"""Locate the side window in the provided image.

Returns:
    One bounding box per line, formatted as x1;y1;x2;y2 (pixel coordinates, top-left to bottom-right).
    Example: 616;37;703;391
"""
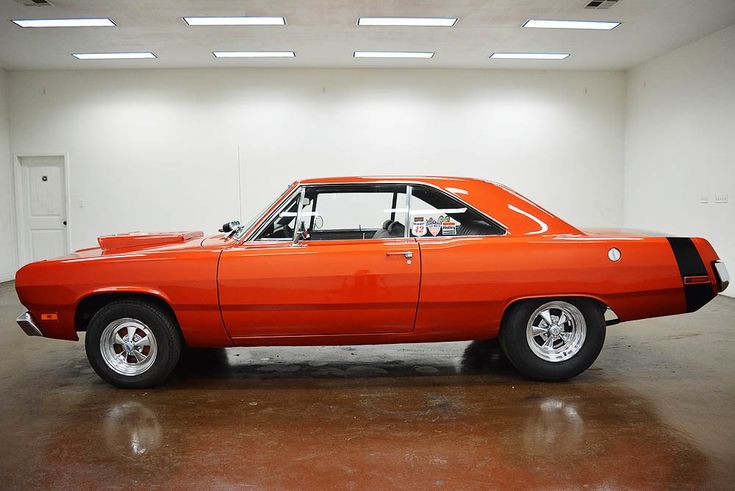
256;193;303;241
409;186;504;237
253;184;503;241
306;184;408;241
315;193;393;230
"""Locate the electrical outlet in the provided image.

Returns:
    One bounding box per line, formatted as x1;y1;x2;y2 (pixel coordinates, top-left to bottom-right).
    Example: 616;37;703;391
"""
714;193;728;204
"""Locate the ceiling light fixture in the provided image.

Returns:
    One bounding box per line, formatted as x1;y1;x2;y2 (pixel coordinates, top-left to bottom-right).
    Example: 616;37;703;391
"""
523;19;620;30
354;51;434;59
358;17;457;27
490;52;569;60
184;16;285;26
213;51;295;58
73;52;156;60
13;18;115;28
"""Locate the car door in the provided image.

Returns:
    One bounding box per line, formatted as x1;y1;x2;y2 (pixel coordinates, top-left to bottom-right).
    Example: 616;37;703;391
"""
406;185;508;336
218;184;421;340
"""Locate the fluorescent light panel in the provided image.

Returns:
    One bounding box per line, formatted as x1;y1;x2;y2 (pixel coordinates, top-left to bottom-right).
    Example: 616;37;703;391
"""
358;17;457;27
213;51;295;58
490;52;569;60
523;19;620;30
73;52;156;60
13;18;115;28
184;16;285;26
354;51;434;59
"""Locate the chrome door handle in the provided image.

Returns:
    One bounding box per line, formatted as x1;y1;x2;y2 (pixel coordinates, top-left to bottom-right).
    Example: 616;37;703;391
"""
386;251;413;259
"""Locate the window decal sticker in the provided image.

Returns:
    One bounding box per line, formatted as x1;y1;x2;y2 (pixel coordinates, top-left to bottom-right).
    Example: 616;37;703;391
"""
427;217;441;236
441;221;457;235
411;216;427;237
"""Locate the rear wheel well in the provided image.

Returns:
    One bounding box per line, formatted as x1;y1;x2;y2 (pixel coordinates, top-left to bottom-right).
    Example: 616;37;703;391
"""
499;296;610;332
75;293;179;333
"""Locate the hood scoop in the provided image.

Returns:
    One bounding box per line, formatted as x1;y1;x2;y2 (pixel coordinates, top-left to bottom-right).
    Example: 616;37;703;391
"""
98;231;204;251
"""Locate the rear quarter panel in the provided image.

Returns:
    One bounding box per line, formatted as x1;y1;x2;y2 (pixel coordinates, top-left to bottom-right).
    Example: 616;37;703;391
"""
416;235;687;340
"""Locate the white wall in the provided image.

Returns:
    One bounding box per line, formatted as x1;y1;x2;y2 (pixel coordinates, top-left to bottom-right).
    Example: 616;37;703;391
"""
625;24;735;296
0;69;17;282
8;68;626;256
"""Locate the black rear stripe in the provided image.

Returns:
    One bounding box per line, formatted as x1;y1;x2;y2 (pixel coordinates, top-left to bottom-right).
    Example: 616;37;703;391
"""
667;237;714;312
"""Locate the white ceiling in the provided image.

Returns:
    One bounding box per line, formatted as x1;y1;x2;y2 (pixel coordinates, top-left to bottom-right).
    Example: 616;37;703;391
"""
0;0;734;71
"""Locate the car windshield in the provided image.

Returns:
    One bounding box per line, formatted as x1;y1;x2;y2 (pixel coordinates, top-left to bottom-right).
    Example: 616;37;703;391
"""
231;184;295;240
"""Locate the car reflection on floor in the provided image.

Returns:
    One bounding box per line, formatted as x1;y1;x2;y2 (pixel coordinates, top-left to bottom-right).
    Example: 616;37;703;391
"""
11;341;705;489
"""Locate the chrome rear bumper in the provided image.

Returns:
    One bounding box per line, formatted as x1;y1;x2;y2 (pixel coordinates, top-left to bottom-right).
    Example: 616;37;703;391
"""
713;260;730;293
16;312;43;337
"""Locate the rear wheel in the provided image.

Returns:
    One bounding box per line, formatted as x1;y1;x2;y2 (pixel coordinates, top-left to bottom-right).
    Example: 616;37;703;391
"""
499;298;605;381
85;300;183;388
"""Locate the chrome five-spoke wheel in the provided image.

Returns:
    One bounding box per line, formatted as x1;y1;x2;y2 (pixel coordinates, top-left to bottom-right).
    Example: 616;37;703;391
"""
526;302;586;362
100;318;158;376
86;300;182;388
499;298;605;381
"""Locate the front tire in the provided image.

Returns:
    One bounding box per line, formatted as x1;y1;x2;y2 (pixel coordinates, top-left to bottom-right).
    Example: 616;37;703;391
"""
85;300;183;388
499;298;605;381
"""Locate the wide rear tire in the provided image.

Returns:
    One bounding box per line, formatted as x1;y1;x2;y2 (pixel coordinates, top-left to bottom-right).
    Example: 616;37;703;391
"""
85;300;183;389
499;298;605;381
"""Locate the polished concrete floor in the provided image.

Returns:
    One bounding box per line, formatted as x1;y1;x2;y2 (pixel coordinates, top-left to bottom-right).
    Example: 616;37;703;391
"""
1;281;734;490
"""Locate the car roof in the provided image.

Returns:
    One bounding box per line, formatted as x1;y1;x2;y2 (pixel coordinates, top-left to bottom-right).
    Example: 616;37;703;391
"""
297;176;494;187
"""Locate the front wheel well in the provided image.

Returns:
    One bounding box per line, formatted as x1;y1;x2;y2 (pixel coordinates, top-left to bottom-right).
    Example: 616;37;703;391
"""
74;292;179;333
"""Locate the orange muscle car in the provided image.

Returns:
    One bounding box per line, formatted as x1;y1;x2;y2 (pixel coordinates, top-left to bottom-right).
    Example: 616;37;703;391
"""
15;176;730;388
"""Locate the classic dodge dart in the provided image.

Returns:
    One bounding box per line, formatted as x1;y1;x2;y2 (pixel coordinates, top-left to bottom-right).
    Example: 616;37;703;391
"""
15;176;729;388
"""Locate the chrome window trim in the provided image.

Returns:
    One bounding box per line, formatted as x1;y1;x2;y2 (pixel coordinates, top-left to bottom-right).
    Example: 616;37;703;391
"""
292;186;307;245
404;185;412;238
242;180;508;243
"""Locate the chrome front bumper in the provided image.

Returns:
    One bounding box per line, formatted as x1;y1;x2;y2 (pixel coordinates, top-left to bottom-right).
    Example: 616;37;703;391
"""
16;312;43;337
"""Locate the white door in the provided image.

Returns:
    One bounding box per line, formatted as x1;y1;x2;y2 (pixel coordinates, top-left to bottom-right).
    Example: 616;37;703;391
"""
18;156;68;264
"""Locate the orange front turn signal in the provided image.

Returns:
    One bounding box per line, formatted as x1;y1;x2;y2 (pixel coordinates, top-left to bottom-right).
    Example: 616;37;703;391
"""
40;313;59;321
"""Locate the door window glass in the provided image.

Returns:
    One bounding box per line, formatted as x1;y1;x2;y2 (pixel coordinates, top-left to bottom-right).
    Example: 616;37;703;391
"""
305;184;408;241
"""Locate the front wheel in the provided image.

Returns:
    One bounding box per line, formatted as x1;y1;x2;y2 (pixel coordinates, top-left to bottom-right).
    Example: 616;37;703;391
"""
85;300;183;388
499;298;605;381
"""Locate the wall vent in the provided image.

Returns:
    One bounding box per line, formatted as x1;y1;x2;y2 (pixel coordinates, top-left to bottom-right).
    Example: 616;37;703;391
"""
17;0;54;6
585;0;618;8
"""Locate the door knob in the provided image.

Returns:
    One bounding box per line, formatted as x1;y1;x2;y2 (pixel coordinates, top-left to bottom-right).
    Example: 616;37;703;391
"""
386;251;413;259
63;221;67;226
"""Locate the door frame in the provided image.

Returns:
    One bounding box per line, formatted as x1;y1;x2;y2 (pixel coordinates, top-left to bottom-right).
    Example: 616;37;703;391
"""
13;153;72;267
